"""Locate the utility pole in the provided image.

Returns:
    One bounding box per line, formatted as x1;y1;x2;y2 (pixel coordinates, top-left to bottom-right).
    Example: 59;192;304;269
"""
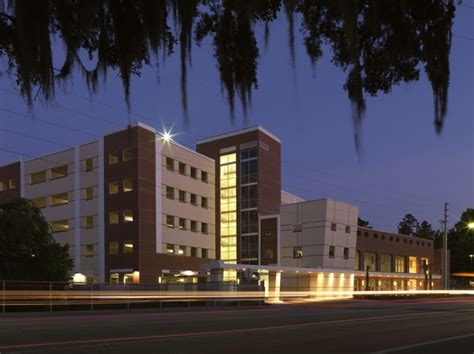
441;203;449;290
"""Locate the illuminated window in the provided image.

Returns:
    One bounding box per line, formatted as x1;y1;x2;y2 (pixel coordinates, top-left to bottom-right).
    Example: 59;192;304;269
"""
30;170;46;184
109;212;119;224
109;152;118;165
123;148;134;161
293;246;303;259
0;180;6;191
86;244;94;257
364;252;376;271
109;181;119;195
85;158;93;172
124;241;133;253
84;216;94;229
179;190;186;202
201;171;208;183
201;196;208;208
381;254;392;272
166;215;174;228
166;244;175;254
51;165;68;179
190;193;197;205
32;197;47;209
329;245;335;258
166;186;174;199
8;179;16;189
409;256;417;273
50;192;69;206
190;167;197;179
166;157;174;171
109;241;119;254
84;187;94;200
179;162;186;175
220;153;237;266
191;220;197;232
331;223;337;231
178;245;186;255
123;178;133;192
51;220;69;233
179;218;186;230
123;210;134;223
191;247;197;257
110;273;119;283
201;222;208;234
343;247;349;259
395;256;406;273
202;248;208;258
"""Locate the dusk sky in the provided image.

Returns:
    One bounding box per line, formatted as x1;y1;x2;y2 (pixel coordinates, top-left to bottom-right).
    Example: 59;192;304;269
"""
0;7;472;232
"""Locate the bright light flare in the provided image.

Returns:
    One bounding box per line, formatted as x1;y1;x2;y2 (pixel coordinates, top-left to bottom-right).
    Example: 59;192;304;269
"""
467;222;474;230
161;129;174;143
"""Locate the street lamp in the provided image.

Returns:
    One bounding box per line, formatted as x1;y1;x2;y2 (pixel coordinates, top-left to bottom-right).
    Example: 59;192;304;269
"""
467;222;474;230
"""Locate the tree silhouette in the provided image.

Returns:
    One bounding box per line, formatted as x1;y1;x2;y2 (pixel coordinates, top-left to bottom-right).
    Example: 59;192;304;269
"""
0;0;456;149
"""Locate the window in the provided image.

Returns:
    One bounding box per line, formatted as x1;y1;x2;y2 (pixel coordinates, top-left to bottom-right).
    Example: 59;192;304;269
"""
166;186;174;199
201;197;208;208
201;222;208;234
264;249;274;259
51;165;68;179
345;226;351;234
0;180;6;191
84;216;94;228
179;190;186;203
240;158;257;184
293;224;302;232
202;248;208;258
241;209;258;234
396;237;400;242
395;256;406;273
201;171;208;183
124;241;133;253
109;212;119;224
109;241;119;255
409;256;417;273
357;230;361;236
166;157;174;171
32;197;47;209
343;247;349;259
381;254;392;272
123;210;134;223
109;181;119;195
190;167;197;179
364;252;376;271
84;187;94;200
190;193;197;205
166;244;174;254
30;170;47;184
331;223;337;231
122;148;133;161
51;220;69;233
179;162;186;175
110;273;119;284
381;234;385;240
179;218;186;230
409;239;413;244
240;184;258;209
178;245;186;255
166;215;174;228
329;246;335;258
374;233;379;239
86;244;94;257
364;232;369;237
109;152;119;165
293;246;303;259
85;158;93;172
191;247;197;257
123;179;133;192
8;179;16;189
191;220;197;232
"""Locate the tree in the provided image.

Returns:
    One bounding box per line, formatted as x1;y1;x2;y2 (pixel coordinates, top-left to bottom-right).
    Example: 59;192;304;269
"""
415;220;436;239
447;208;474;273
398;213;419;236
0;198;73;281
358;217;371;228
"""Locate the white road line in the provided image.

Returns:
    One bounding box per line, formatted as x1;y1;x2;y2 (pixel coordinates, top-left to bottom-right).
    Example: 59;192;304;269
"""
373;332;474;353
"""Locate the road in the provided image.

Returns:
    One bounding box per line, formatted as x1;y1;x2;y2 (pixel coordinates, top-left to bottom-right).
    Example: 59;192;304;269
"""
0;297;473;353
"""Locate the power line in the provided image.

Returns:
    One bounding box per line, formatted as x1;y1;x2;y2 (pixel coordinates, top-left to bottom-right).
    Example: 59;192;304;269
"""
453;33;474;41
459;3;474;9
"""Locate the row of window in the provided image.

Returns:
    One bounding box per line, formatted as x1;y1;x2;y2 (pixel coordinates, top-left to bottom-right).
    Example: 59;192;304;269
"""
109;179;134;194
32;187;96;209
109;210;134;224
165;186;208;208
29;158;96;186
358;230;432;247
293;223;352;233
50;216;96;232
165;157;208;183
355;252;429;273
166;215;209;234
0;178;16;192
165;244;209;258
108;149;134;165
109;241;134;254
292;246;350;259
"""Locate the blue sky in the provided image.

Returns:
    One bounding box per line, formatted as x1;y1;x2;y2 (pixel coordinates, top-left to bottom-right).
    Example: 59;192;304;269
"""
1;7;472;231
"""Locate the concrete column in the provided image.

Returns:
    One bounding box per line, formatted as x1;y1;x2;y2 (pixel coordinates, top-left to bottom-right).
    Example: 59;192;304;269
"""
267;271;281;302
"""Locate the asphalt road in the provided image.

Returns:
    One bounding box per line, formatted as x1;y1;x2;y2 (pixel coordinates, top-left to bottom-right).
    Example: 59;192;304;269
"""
0;297;473;353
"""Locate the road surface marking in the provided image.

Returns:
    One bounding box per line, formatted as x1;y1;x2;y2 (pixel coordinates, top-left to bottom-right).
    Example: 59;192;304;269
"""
0;310;471;350
373;332;474;353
